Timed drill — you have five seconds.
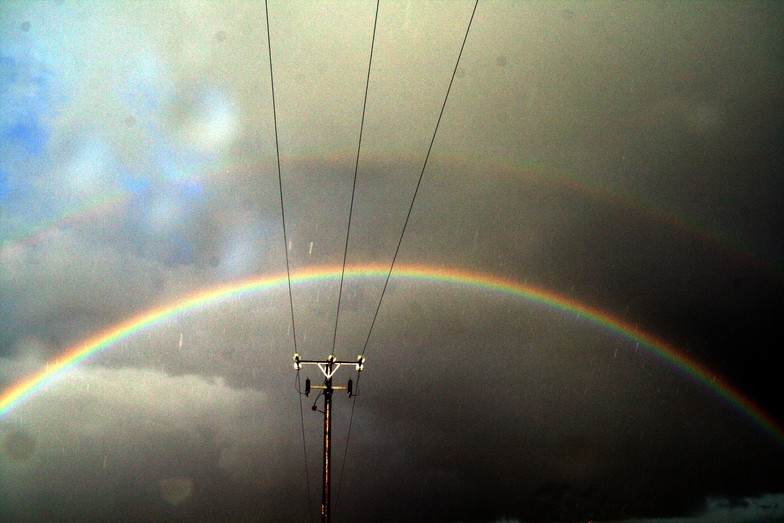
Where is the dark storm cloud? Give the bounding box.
[1,1,783,522]
[2,306,784,522]
[4,279,782,522]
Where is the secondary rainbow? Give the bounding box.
[2,263,782,444]
[9,150,782,282]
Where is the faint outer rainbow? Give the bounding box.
[216,151,784,281]
[7,150,782,283]
[1,189,126,246]
[1,264,782,445]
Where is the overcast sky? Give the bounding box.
[1,1,783,521]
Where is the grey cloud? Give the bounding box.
[1,1,783,521]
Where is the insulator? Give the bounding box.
[347,378,353,397]
[305,378,311,396]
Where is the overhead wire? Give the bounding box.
[334,1,480,516]
[295,371,314,523]
[332,370,360,517]
[330,1,380,514]
[330,0,381,361]
[264,1,312,521]
[359,0,479,359]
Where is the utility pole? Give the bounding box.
[294,353,365,523]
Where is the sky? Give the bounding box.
[1,1,783,522]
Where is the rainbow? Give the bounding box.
[6,151,782,283]
[2,264,782,445]
[1,189,126,246]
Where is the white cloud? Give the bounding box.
[0,365,266,474]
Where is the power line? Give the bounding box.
[332,371,360,517]
[335,0,480,516]
[264,0,298,358]
[264,1,312,521]
[295,372,314,523]
[360,0,479,358]
[330,0,381,361]
[330,1,381,513]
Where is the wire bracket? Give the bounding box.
[294,354,365,374]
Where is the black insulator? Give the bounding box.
[305,378,311,396]
[347,378,353,397]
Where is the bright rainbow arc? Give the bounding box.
[1,264,782,445]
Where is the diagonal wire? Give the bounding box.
[264,1,298,357]
[332,0,380,512]
[331,0,381,360]
[264,2,312,521]
[360,0,479,358]
[296,372,314,523]
[335,1,480,516]
[332,371,360,517]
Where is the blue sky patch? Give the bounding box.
[0,168,8,200]
[0,53,55,157]
[5,117,49,155]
